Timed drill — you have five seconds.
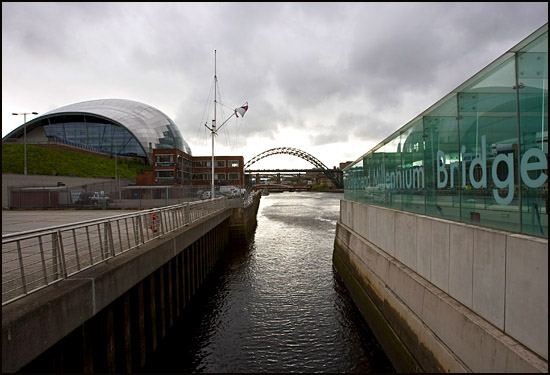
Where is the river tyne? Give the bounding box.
[142,191,394,373]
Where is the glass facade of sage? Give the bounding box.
[344,24,548,238]
[2,99,193,166]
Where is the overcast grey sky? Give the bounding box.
[2,2,548,169]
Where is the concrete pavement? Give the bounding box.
[2,209,141,235]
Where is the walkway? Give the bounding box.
[2,209,140,235]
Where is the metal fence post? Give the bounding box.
[117,220,123,254]
[107,221,115,258]
[52,232,59,279]
[57,230,68,278]
[136,216,144,244]
[103,222,110,258]
[158,211,164,235]
[98,223,105,260]
[124,218,131,249]
[72,229,81,271]
[86,226,93,265]
[16,241,27,294]
[38,236,48,284]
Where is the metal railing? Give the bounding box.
[226,190,260,209]
[2,197,228,306]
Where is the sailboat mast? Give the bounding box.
[211,50,217,199]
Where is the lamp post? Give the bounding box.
[12,111,39,175]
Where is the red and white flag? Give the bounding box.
[235,102,248,118]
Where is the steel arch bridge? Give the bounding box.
[244,147,343,188]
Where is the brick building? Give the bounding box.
[136,148,244,187]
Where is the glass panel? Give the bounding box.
[458,56,520,232]
[517,31,548,237]
[344,158,363,202]
[99,124,112,153]
[400,119,425,214]
[358,156,368,204]
[383,135,402,210]
[424,95,461,221]
[370,144,387,207]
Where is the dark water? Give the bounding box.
[144,192,394,373]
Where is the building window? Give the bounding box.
[156,154,174,163]
[228,173,239,181]
[215,173,226,180]
[229,160,239,168]
[215,160,226,168]
[42,121,147,159]
[193,160,211,168]
[193,173,211,180]
[156,171,174,178]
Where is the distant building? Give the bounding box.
[191,156,244,187]
[339,161,352,170]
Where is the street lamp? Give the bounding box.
[12,111,39,175]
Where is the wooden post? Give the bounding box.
[175,254,180,318]
[149,275,157,352]
[167,262,174,328]
[191,244,196,296]
[159,267,166,339]
[138,282,146,368]
[123,293,132,373]
[106,307,116,372]
[82,322,94,374]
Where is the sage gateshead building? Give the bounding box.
[3,98,193,166]
[343,23,548,238]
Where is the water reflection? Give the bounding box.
[143,192,394,373]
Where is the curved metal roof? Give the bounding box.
[43,98,192,156]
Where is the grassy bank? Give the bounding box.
[2,144,150,178]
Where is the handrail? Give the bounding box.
[2,200,219,240]
[2,197,228,306]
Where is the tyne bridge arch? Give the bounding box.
[244,147,343,188]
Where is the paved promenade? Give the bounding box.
[2,209,140,235]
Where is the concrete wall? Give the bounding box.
[228,193,261,242]
[2,208,232,372]
[335,199,548,372]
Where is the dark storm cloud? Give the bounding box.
[2,3,120,58]
[347,3,548,108]
[2,2,548,167]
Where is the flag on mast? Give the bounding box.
[235,102,248,118]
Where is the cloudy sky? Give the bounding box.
[2,2,548,170]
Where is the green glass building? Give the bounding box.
[344,23,548,238]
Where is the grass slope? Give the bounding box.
[2,144,150,178]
